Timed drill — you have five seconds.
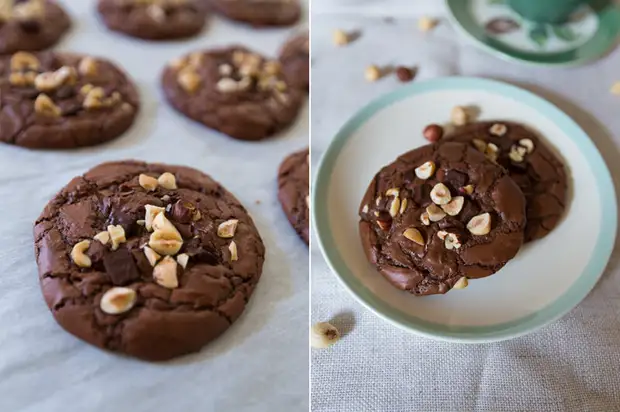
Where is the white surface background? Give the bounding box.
[0,1,309,412]
[311,2,620,411]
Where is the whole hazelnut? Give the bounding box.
[395,66,415,82]
[423,124,444,142]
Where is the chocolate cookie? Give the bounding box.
[162,46,303,141]
[0,0,71,55]
[0,51,139,149]
[278,148,309,244]
[209,0,301,27]
[279,31,309,91]
[34,160,265,361]
[445,121,567,242]
[97,0,207,41]
[359,142,526,296]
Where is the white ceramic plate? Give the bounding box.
[313,77,616,342]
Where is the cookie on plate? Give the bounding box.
[34,160,265,361]
[0,0,71,55]
[97,0,208,40]
[161,46,303,141]
[359,142,526,296]
[209,0,301,27]
[279,31,309,91]
[278,148,309,244]
[0,51,139,149]
[445,121,567,242]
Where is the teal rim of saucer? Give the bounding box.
[446,0,620,66]
[312,77,617,342]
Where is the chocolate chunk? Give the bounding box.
[55,85,76,100]
[459,198,480,224]
[176,223,193,239]
[182,237,219,265]
[18,20,41,33]
[103,248,140,285]
[442,170,468,191]
[132,249,153,275]
[411,183,432,207]
[61,102,82,117]
[171,200,194,224]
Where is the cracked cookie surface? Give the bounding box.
[279,31,309,92]
[359,142,526,296]
[209,0,301,27]
[278,148,309,244]
[445,121,567,242]
[0,0,71,55]
[0,51,139,149]
[97,0,207,40]
[161,46,303,141]
[34,160,265,361]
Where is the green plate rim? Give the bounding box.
[445,0,620,67]
[312,76,617,343]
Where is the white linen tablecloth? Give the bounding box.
[0,2,309,411]
[310,5,620,412]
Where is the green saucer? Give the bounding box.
[446,0,620,66]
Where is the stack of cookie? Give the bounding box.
[359,121,567,296]
[0,0,309,360]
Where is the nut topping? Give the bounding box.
[460,185,474,195]
[489,123,507,136]
[146,4,166,23]
[10,51,39,71]
[34,66,77,92]
[415,161,436,180]
[34,94,61,117]
[178,67,201,93]
[144,205,165,232]
[153,256,179,289]
[519,138,534,153]
[176,253,189,269]
[418,16,438,32]
[508,146,524,163]
[157,172,177,190]
[453,277,468,290]
[441,196,464,216]
[385,188,400,197]
[107,225,126,251]
[228,241,238,262]
[420,212,431,226]
[375,196,382,206]
[93,231,110,245]
[149,230,183,256]
[436,230,448,240]
[423,124,443,142]
[426,204,446,222]
[399,198,408,215]
[361,204,369,214]
[444,233,462,250]
[217,219,239,238]
[143,246,161,267]
[430,183,451,205]
[451,105,468,126]
[70,240,91,268]
[311,322,340,348]
[472,139,487,152]
[152,213,182,239]
[100,287,136,315]
[9,71,36,87]
[78,57,98,76]
[467,213,491,236]
[139,174,158,191]
[389,196,401,218]
[403,228,424,246]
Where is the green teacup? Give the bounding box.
[508,0,587,24]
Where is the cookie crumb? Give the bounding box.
[418,16,438,32]
[365,65,381,82]
[255,200,261,204]
[395,66,415,83]
[332,29,349,46]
